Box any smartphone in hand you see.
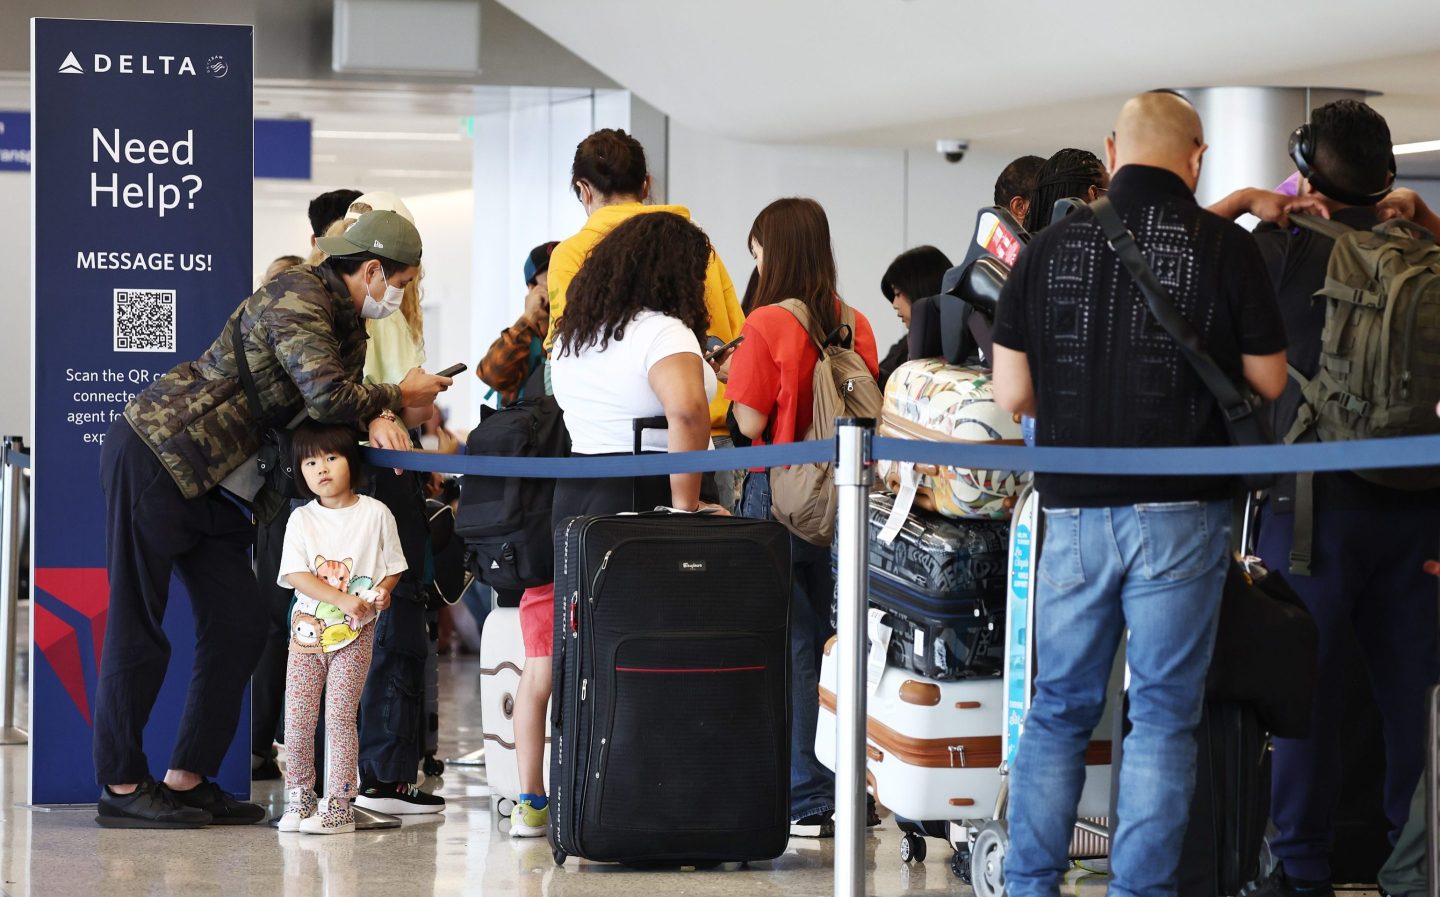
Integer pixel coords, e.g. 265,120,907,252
703,335,745,362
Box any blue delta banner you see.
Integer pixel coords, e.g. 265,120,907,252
31,19,253,804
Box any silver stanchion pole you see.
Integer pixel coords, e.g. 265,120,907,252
1428,687,1439,896
832,418,873,897
1,436,28,745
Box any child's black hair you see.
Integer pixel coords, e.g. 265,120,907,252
290,422,368,499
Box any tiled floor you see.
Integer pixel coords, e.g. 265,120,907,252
0,605,1384,896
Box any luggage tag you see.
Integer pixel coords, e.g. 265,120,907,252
867,607,892,697
877,463,920,545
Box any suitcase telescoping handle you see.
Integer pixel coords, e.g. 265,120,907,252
632,416,669,457
632,416,669,510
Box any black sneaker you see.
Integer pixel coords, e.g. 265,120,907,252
96,780,211,829
1239,863,1335,897
169,779,267,825
790,812,835,838
354,781,445,815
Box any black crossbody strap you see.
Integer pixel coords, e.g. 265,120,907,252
230,314,265,421
1090,197,1266,445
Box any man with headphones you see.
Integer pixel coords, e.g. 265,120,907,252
1240,100,1440,897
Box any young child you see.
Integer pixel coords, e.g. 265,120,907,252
277,423,407,834
510,582,554,837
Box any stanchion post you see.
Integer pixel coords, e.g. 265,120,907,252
1,436,28,745
833,418,874,897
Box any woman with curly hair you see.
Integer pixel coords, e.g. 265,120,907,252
505,211,727,839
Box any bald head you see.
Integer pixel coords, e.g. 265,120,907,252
1106,92,1208,190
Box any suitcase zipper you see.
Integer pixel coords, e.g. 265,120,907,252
590,550,614,601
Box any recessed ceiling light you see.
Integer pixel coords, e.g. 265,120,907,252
313,130,463,142
1394,139,1440,156
367,168,470,179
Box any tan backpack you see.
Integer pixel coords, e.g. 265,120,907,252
769,299,884,545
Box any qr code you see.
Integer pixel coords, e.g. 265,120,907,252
114,289,176,353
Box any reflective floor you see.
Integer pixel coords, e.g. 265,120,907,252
0,605,1380,897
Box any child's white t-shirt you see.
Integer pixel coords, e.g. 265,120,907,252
278,495,408,654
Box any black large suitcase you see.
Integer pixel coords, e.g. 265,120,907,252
1176,702,1272,897
549,512,792,866
832,493,1008,679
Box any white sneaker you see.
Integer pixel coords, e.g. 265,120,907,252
299,797,355,835
277,787,317,833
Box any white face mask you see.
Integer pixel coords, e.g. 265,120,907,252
361,266,405,320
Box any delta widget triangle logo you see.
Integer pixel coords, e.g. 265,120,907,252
58,52,84,74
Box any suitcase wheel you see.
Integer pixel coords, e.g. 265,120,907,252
899,831,927,864
552,845,567,867
968,820,1008,896
951,844,971,884
423,755,445,777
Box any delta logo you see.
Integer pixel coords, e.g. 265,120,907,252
58,51,231,78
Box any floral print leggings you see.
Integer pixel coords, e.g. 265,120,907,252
284,624,376,802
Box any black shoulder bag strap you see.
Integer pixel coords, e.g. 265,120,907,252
1090,197,1273,487
231,314,267,422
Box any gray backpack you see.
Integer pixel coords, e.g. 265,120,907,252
768,300,883,546
1285,214,1440,574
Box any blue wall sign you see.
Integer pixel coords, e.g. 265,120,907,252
31,18,253,804
0,111,31,171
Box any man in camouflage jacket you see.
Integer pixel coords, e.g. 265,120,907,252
93,211,451,829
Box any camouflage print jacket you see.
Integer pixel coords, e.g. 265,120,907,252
124,265,403,499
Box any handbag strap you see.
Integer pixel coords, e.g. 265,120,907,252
1090,196,1266,445
230,314,266,422
231,314,307,430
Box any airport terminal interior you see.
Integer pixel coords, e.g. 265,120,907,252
5,1,1440,895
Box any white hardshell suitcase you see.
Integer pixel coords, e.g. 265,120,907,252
478,607,551,815
816,643,1006,822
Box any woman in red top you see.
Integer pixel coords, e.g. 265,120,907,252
721,197,879,837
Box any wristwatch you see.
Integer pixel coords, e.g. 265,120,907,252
375,409,398,424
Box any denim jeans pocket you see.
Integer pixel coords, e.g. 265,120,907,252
1038,507,1085,590
1135,501,1213,581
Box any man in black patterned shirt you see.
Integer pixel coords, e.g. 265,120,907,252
991,91,1288,897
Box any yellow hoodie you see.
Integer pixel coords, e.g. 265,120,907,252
546,202,745,436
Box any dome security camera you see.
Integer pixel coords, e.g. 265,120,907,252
936,139,970,164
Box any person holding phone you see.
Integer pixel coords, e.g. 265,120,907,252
96,210,451,829
478,242,559,406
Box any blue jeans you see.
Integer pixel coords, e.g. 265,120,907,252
740,470,836,822
1005,501,1231,897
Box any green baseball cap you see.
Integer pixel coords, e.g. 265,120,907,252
316,210,422,266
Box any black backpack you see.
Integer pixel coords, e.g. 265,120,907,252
455,395,569,590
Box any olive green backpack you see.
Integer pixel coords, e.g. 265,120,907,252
1285,214,1440,574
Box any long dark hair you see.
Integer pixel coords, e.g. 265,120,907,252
747,197,840,337
552,212,712,357
1024,148,1107,233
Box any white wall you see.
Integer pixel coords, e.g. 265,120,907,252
668,122,1018,352
1,170,31,441
251,186,478,431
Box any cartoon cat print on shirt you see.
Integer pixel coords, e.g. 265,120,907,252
288,556,380,653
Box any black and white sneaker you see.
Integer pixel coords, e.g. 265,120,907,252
354,782,445,815
1238,863,1335,897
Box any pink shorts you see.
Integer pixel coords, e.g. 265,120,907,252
519,583,555,658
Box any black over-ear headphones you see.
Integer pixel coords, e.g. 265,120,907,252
1288,123,1396,207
